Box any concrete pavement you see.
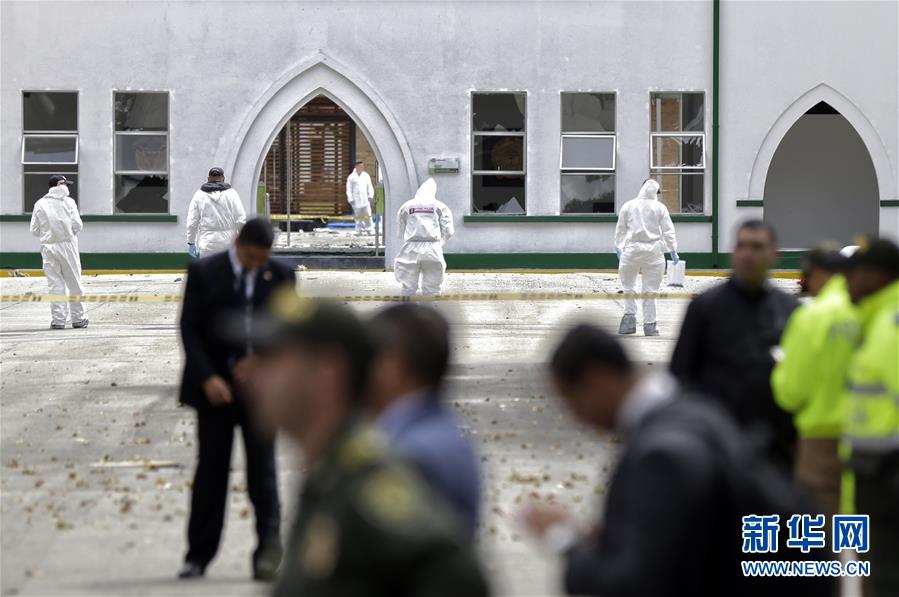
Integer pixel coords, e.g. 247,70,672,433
0,271,795,596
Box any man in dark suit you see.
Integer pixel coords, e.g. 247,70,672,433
367,304,482,539
670,219,799,469
520,324,830,597
178,217,294,581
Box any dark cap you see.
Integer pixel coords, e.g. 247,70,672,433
802,245,847,274
208,167,225,177
48,175,73,188
846,237,899,276
248,285,375,394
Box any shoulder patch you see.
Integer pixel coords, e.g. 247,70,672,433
358,467,422,529
300,515,339,579
337,427,387,470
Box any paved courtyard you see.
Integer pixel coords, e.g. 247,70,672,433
0,270,795,596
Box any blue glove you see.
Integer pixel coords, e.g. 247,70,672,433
615,247,622,260
670,251,679,265
188,243,199,259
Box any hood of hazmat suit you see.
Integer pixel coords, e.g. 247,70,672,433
394,178,454,265
614,179,678,257
186,185,247,256
29,185,83,245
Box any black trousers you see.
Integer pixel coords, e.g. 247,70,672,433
185,402,280,567
854,452,899,597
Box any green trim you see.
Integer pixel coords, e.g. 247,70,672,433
83,215,178,222
736,200,764,207
463,214,712,223
1,250,806,271
881,200,899,207
1,214,177,222
711,0,721,267
0,252,189,270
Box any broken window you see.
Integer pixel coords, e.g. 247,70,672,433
560,93,616,213
650,92,705,213
22,91,78,212
472,93,526,214
114,92,169,213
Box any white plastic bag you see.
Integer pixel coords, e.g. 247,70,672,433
667,260,686,287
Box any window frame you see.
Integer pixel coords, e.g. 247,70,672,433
470,91,527,214
559,91,617,215
21,133,79,165
648,132,706,170
112,90,171,214
648,91,707,215
559,133,617,172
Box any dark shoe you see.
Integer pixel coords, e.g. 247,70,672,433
72,319,89,329
177,561,205,579
643,322,660,336
253,543,283,582
618,314,637,335
51,323,66,330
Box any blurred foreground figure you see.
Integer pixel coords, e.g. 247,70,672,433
613,178,678,336
250,292,489,597
772,247,859,518
186,166,247,258
178,218,292,580
522,324,829,597
394,178,454,296
29,175,87,329
842,238,899,596
671,220,798,469
368,304,481,538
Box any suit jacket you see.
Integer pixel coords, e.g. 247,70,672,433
670,276,799,467
379,396,481,538
179,251,294,409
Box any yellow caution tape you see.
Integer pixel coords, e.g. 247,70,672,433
0,291,696,304
268,213,367,222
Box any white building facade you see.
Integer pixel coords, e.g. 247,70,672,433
2,0,897,269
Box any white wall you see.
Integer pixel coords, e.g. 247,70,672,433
2,0,896,260
1,0,712,258
719,0,898,250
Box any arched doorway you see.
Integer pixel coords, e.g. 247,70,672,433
221,55,419,264
764,101,879,248
260,95,383,253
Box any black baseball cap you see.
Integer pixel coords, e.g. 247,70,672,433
802,245,847,274
208,167,225,177
846,237,899,276
48,175,73,188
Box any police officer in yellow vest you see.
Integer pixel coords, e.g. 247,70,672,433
772,247,860,519
843,238,899,597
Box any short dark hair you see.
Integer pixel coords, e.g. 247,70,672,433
551,324,633,386
370,304,450,390
237,217,275,248
802,246,846,275
737,219,778,246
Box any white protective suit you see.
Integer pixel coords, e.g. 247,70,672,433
186,184,246,257
614,179,678,325
29,186,86,326
394,178,454,295
346,169,375,234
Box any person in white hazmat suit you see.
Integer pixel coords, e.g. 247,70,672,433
394,178,454,296
29,175,88,330
614,178,679,336
346,160,375,235
186,167,246,258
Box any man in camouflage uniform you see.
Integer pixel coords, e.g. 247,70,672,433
247,287,489,597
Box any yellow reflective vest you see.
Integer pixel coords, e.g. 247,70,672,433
772,276,860,438
844,280,899,455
